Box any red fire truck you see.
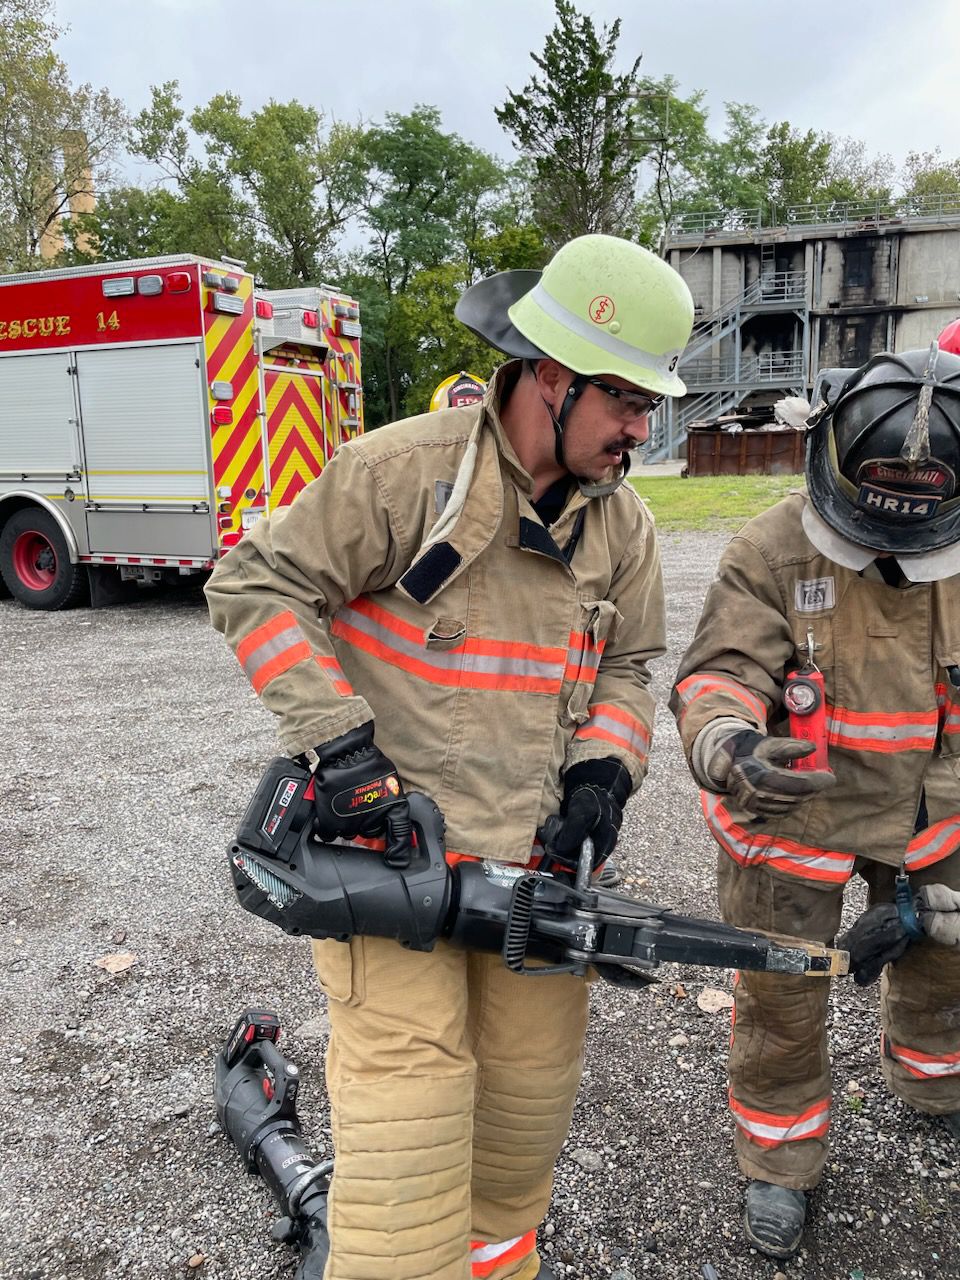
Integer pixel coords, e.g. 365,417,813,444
0,254,363,609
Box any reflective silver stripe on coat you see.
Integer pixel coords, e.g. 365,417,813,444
568,639,602,673
704,795,855,880
241,622,306,681
904,817,960,870
677,673,765,720
528,284,683,377
336,606,565,682
826,714,938,746
579,708,649,754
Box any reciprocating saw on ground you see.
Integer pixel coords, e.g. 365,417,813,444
227,757,849,984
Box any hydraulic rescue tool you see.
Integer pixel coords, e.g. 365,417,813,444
215,1009,332,1280
215,757,849,1277
227,756,849,983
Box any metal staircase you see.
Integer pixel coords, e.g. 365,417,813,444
642,270,809,463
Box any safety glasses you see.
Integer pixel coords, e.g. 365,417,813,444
585,376,664,420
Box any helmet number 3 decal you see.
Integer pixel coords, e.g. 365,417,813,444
589,295,615,324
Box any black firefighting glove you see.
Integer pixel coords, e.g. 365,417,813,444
838,903,913,987
713,730,836,818
537,758,632,874
310,722,413,868
838,884,960,987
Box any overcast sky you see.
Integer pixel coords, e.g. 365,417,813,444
55,0,960,189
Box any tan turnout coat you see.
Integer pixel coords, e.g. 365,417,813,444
206,369,666,864
671,493,960,886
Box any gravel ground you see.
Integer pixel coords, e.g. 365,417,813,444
1,531,957,1280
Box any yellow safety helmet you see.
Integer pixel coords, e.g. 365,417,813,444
455,234,693,399
429,371,487,412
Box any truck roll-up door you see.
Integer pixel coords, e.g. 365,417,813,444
0,352,79,477
75,343,216,558
76,344,209,503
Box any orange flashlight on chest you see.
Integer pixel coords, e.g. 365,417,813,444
783,668,830,772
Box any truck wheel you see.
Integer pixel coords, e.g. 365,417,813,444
0,508,88,610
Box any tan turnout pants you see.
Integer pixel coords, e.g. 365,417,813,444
718,850,960,1190
311,935,590,1280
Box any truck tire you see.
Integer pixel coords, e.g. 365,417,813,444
0,508,88,610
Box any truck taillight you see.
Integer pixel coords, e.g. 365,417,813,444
167,272,191,293
211,406,233,426
302,310,319,328
255,299,274,319
218,514,234,528
137,275,163,296
337,319,362,338
221,531,242,548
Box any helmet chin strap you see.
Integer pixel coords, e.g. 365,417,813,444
539,372,589,468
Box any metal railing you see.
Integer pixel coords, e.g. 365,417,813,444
668,192,960,239
668,208,764,236
644,389,736,462
690,271,806,335
680,349,805,388
684,272,807,361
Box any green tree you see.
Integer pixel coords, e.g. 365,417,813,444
630,77,713,241
70,81,255,264
758,121,832,213
819,135,894,206
495,0,643,246
353,106,510,421
394,262,503,415
902,148,960,211
191,92,364,285
686,102,767,215
0,0,127,270
76,82,365,281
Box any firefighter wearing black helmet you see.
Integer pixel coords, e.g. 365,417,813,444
670,345,960,1259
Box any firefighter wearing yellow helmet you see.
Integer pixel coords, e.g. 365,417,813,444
206,234,693,1280
429,371,487,412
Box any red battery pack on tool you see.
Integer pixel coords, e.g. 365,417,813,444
783,669,831,772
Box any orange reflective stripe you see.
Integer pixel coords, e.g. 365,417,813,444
883,1033,960,1078
315,653,353,697
564,629,605,682
903,816,960,871
703,793,855,884
332,597,567,692
470,1231,537,1278
575,702,650,761
937,682,960,737
729,1090,831,1147
675,673,766,724
826,703,939,753
236,610,312,694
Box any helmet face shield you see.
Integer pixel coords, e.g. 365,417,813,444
806,346,960,560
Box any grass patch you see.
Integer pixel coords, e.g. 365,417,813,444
629,473,803,532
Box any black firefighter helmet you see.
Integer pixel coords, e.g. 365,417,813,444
806,345,960,573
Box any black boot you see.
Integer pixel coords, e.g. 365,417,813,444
536,1263,556,1280
942,1111,960,1138
743,1180,807,1259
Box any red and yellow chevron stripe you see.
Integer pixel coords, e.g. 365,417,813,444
264,368,332,511
204,274,261,541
